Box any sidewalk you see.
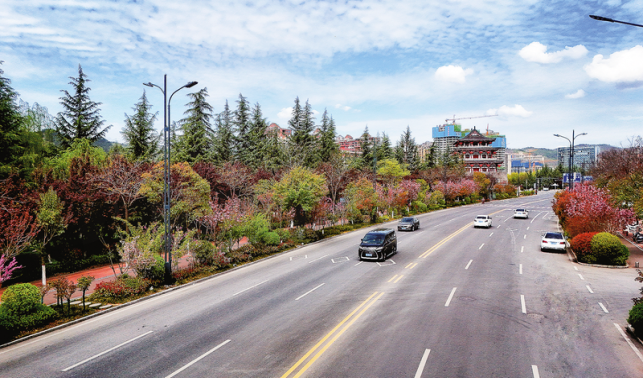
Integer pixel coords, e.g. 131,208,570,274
622,233,643,269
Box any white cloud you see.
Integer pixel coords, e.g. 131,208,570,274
565,89,585,99
584,46,643,83
519,42,588,64
435,65,473,83
277,107,293,120
335,104,351,111
486,105,533,118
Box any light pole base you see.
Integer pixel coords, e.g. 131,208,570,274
164,262,174,285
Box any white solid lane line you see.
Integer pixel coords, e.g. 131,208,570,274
599,303,609,313
165,339,231,378
532,365,540,378
445,288,457,307
586,285,594,293
414,349,431,378
465,260,473,270
295,283,325,301
521,295,527,314
232,280,269,296
614,323,643,363
62,331,154,371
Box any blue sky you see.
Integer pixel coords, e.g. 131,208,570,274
2,0,643,149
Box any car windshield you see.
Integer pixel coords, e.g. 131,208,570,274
545,233,563,239
401,217,414,222
362,234,384,243
476,216,488,220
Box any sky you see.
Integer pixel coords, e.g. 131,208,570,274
2,0,643,150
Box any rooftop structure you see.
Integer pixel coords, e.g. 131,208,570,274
451,127,504,174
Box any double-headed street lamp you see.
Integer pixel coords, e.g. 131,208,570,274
554,131,586,190
590,15,643,28
143,75,198,283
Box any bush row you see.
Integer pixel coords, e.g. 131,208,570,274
570,232,629,266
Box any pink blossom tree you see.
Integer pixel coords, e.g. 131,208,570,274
0,254,22,287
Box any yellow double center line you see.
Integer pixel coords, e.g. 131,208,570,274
281,291,384,378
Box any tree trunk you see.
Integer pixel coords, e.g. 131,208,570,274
41,255,47,286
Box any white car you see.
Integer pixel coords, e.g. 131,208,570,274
514,209,529,219
474,215,492,228
541,232,566,252
543,187,550,191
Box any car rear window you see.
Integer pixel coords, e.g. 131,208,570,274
516,209,525,212
476,216,488,220
401,217,414,222
545,233,563,239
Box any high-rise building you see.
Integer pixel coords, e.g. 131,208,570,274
431,123,462,157
557,145,600,169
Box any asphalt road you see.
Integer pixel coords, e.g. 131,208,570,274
2,192,643,377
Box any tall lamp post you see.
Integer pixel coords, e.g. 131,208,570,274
143,75,198,283
554,130,586,190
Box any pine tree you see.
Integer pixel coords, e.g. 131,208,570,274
288,97,317,167
360,126,374,169
233,94,252,164
261,126,286,174
396,126,419,171
211,101,234,163
376,132,393,161
318,110,338,162
175,87,213,163
121,91,160,161
247,102,268,168
0,62,26,177
55,64,111,148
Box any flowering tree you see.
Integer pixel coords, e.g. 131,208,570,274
95,154,147,224
562,183,635,236
344,177,379,221
0,254,22,287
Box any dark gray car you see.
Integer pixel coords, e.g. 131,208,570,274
397,217,420,231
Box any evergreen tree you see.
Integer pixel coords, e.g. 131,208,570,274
288,97,317,167
211,101,234,163
55,64,111,148
261,126,286,174
175,87,213,163
247,102,268,168
318,109,338,163
360,126,374,170
121,91,159,161
0,62,25,177
376,132,393,162
396,126,419,171
233,94,252,164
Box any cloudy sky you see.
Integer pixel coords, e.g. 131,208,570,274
2,0,643,149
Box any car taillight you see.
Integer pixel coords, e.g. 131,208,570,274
542,240,548,243
560,242,565,245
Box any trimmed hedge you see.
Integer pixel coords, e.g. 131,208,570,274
590,232,629,266
0,283,56,334
570,232,599,264
628,302,643,339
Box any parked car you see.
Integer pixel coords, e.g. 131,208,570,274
398,217,420,231
474,215,493,228
514,209,529,219
634,232,643,243
626,222,640,234
541,232,566,252
358,228,397,262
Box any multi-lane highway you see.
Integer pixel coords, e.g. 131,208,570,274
1,192,643,377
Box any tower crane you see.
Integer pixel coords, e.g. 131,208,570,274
445,114,498,124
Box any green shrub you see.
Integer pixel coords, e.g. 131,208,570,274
0,283,56,332
274,228,290,243
411,201,427,213
590,232,629,266
89,276,151,301
262,232,281,246
135,254,165,283
628,302,643,339
192,240,217,266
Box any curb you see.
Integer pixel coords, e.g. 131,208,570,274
568,247,628,269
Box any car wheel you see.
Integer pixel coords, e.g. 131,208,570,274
380,252,386,262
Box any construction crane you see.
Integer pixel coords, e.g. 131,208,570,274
445,114,498,124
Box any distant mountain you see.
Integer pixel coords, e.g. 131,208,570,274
509,144,618,162
94,137,118,152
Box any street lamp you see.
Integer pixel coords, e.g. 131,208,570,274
143,75,198,283
554,131,586,190
590,15,643,28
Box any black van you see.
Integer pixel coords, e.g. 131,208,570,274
358,228,397,261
